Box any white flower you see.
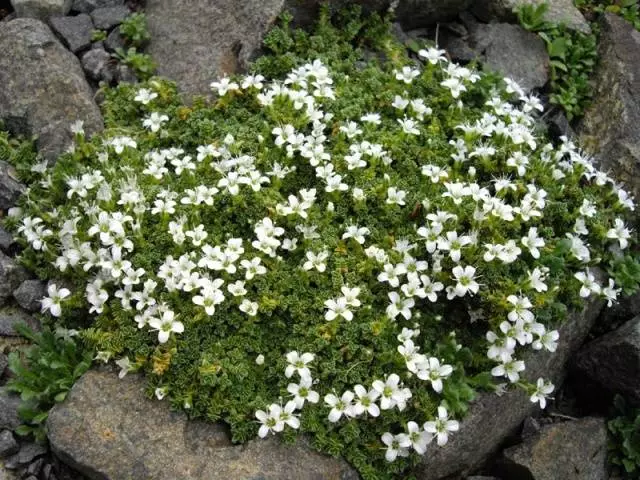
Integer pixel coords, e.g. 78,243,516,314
352,384,380,417
423,406,459,446
416,357,453,393
530,378,554,409
134,88,158,104
386,291,415,320
342,225,370,244
210,77,240,96
607,218,631,249
574,269,601,298
406,421,432,454
521,227,545,259
441,77,466,98
41,284,71,317
239,299,259,316
285,351,315,380
381,432,410,463
241,74,265,90
506,295,534,323
602,278,621,307
148,310,184,344
378,263,407,288
372,374,410,411
324,391,355,422
418,47,447,64
394,66,420,84
398,117,420,135
241,257,267,280
361,112,381,125
386,187,407,206
491,358,526,383
70,120,85,136
115,357,133,379
340,286,361,307
451,265,479,297
288,377,320,409
302,250,329,272
255,404,284,437
527,267,549,292
325,297,353,321
142,112,169,132
255,354,265,365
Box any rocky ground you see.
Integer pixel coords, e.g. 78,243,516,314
0,0,639,479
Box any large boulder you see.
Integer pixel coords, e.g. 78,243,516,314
472,0,591,34
579,14,640,205
146,0,285,100
469,22,549,92
9,0,72,20
0,18,103,163
574,315,640,405
47,367,359,480
500,417,608,480
411,292,604,479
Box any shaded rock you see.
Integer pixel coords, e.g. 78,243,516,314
81,47,115,84
115,64,137,84
25,457,44,476
103,27,123,52
472,0,591,34
49,13,93,53
0,161,25,212
0,18,103,164
146,0,285,99
411,288,605,479
13,280,45,313
500,417,607,480
597,290,640,333
89,4,127,30
71,0,122,13
10,0,72,19
0,252,29,306
0,228,16,255
441,34,478,63
47,367,358,480
574,315,640,404
0,430,18,458
394,0,472,30
470,23,549,91
0,353,7,378
0,394,21,430
579,13,640,206
0,307,41,336
4,442,47,469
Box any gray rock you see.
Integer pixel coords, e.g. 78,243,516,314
0,252,29,306
4,442,47,468
103,27,123,52
578,14,640,204
0,161,25,212
25,457,44,476
0,228,16,255
395,0,471,30
49,13,93,53
81,47,115,84
115,64,137,84
89,5,128,30
13,280,46,313
0,307,41,336
47,367,359,480
72,0,122,14
10,0,72,19
500,417,607,480
574,316,640,404
0,394,21,431
472,0,591,34
0,353,8,378
146,0,285,99
470,23,549,91
0,430,18,458
411,287,605,479
0,18,103,164
441,34,478,63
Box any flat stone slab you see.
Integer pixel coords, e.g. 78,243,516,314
47,368,359,480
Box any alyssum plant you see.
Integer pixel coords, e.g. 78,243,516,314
4,10,637,478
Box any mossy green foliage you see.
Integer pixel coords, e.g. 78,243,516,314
575,0,640,30
609,395,640,477
3,7,639,478
518,3,598,120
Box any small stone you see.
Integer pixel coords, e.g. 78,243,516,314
26,457,44,476
0,227,17,255
0,394,21,430
104,27,124,52
521,416,541,439
0,353,8,378
13,280,46,313
116,64,137,84
41,463,52,479
0,430,19,458
72,0,122,13
89,5,128,30
49,13,94,53
11,442,47,466
501,417,607,480
10,0,72,19
0,307,41,337
0,161,25,212
0,252,29,307
81,47,115,84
